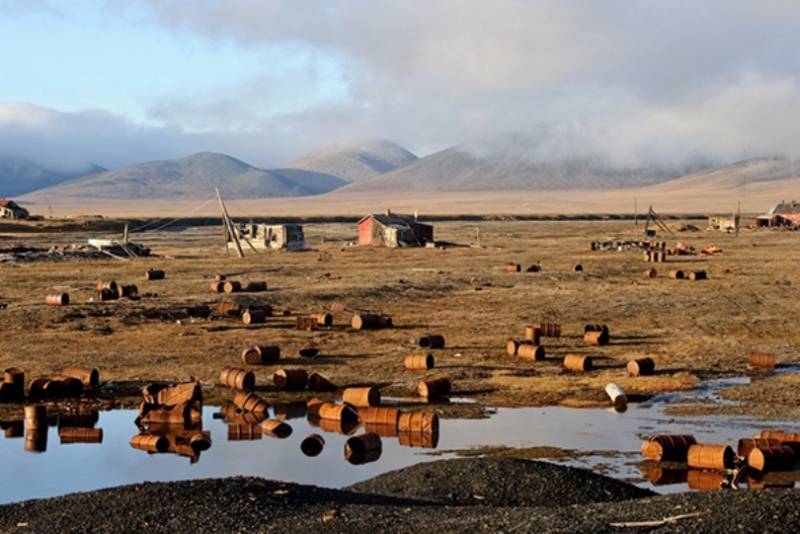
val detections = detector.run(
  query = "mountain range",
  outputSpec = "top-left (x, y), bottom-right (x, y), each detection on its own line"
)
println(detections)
top-left (0, 157), bottom-right (106, 197)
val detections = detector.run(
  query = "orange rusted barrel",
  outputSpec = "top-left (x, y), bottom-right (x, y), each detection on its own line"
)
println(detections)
top-left (272, 401), bottom-right (307, 420)
top-left (59, 427), bottom-right (103, 444)
top-left (261, 419), bottom-right (293, 438)
top-left (299, 343), bottom-right (320, 358)
top-left (524, 326), bottom-right (541, 344)
top-left (223, 281), bottom-right (241, 293)
top-left (644, 268), bottom-right (657, 278)
top-left (296, 316), bottom-right (317, 331)
top-left (640, 434), bottom-right (697, 461)
top-left (96, 281), bottom-right (118, 292)
top-left (314, 313), bottom-right (333, 326)
top-left (627, 358), bottom-right (655, 377)
top-left (687, 469), bottom-right (724, 491)
top-left (758, 429), bottom-right (800, 442)
top-left (419, 377), bottom-right (451, 398)
top-left (3, 367), bottom-right (25, 393)
top-left (418, 334), bottom-right (445, 349)
top-left (399, 430), bottom-right (439, 448)
top-left (342, 387), bottom-right (380, 407)
top-left (317, 415), bottom-right (359, 435)
top-left (241, 345), bottom-right (280, 365)
top-left (24, 428), bottom-right (47, 453)
top-left (51, 374), bottom-right (84, 397)
top-left (583, 330), bottom-right (607, 346)
top-left (28, 377), bottom-right (63, 400)
top-left (345, 432), bottom-right (382, 465)
top-left (749, 352), bottom-right (776, 370)
top-left (24, 405), bottom-right (47, 429)
top-left (405, 354), bottom-right (434, 370)
top-left (130, 433), bottom-right (169, 453)
top-left (273, 369), bottom-right (308, 390)
top-left (210, 281), bottom-right (225, 293)
top-left (504, 262), bottom-right (521, 273)
top-left (748, 445), bottom-right (795, 472)
top-left (242, 309), bottom-right (266, 325)
top-left (232, 391), bottom-right (268, 414)
top-left (365, 422), bottom-right (399, 438)
top-left (357, 407), bottom-right (399, 427)
top-left (535, 322), bottom-right (561, 338)
top-left (219, 367), bottom-right (255, 390)
top-left (60, 367), bottom-right (99, 389)
top-left (45, 292), bottom-right (69, 306)
top-left (518, 344), bottom-right (545, 361)
top-left (141, 404), bottom-right (192, 425)
top-left (738, 438), bottom-right (782, 459)
top-left (217, 300), bottom-right (241, 316)
top-left (145, 269), bottom-right (165, 280)
top-left (306, 398), bottom-right (324, 416)
top-left (351, 314), bottom-right (392, 330)
top-left (563, 354), bottom-right (592, 372)
top-left (244, 281), bottom-right (267, 292)
top-left (227, 424), bottom-right (262, 441)
top-left (668, 269), bottom-right (684, 280)
top-left (120, 284), bottom-right (138, 298)
top-left (639, 466), bottom-right (688, 486)
top-left (301, 434), bottom-right (325, 456)
top-left (689, 270), bottom-right (707, 281)
top-left (506, 339), bottom-right (521, 356)
top-left (687, 444), bottom-right (734, 470)
top-left (318, 402), bottom-right (358, 423)
top-left (398, 412), bottom-right (439, 434)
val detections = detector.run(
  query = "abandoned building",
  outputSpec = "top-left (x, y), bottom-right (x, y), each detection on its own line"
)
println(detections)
top-left (756, 201), bottom-right (800, 227)
top-left (231, 223), bottom-right (307, 250)
top-left (707, 215), bottom-right (738, 232)
top-left (357, 209), bottom-right (434, 247)
top-left (0, 199), bottom-right (29, 220)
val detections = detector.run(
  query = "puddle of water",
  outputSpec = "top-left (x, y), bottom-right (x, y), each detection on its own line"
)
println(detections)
top-left (1, 377), bottom-right (799, 504)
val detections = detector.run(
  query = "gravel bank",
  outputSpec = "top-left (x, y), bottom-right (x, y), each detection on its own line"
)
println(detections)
top-left (1, 458), bottom-right (798, 533)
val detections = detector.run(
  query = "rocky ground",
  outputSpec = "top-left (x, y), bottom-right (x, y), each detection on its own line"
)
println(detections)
top-left (1, 458), bottom-right (798, 533)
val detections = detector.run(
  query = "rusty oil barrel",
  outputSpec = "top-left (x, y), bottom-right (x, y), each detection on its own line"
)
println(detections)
top-left (504, 262), bottom-right (521, 273)
top-left (563, 354), bottom-right (593, 372)
top-left (210, 281), bottom-right (225, 293)
top-left (96, 281), bottom-right (118, 292)
top-left (405, 353), bottom-right (434, 370)
top-left (227, 424), bottom-right (262, 441)
top-left (3, 421), bottom-right (23, 438)
top-left (145, 269), bottom-right (165, 281)
top-left (308, 372), bottom-right (337, 392)
top-left (689, 270), bottom-right (707, 281)
top-left (232, 391), bottom-right (269, 414)
top-left (317, 415), bottom-right (359, 435)
top-left (640, 434), bottom-right (697, 461)
top-left (317, 402), bottom-right (358, 424)
top-left (273, 369), bottom-right (308, 390)
top-left (244, 281), bottom-right (268, 292)
top-left (223, 281), bottom-right (241, 293)
top-left (3, 367), bottom-right (25, 397)
top-left (24, 428), bottom-right (48, 453)
top-left (397, 412), bottom-right (439, 434)
top-left (518, 344), bottom-right (545, 361)
top-left (219, 367), bottom-right (255, 390)
top-left (301, 434), bottom-right (325, 456)
top-left (28, 377), bottom-right (63, 400)
top-left (130, 433), bottom-right (170, 453)
top-left (573, 264), bottom-right (583, 272)
top-left (418, 377), bottom-right (451, 398)
top-left (342, 387), bottom-right (380, 407)
top-left (217, 300), bottom-right (241, 317)
top-left (45, 292), bottom-right (69, 306)
top-left (261, 419), bottom-right (293, 438)
top-left (241, 345), bottom-right (280, 365)
top-left (364, 422), bottom-right (399, 438)
top-left (242, 309), bottom-right (266, 325)
top-left (306, 398), bottom-right (324, 416)
top-left (583, 330), bottom-right (608, 346)
top-left (687, 469), bottom-right (725, 491)
top-left (120, 284), bottom-right (138, 298)
top-left (506, 339), bottom-right (522, 356)
top-left (738, 438), bottom-right (782, 459)
top-left (60, 367), bottom-right (100, 389)
top-left (296, 316), bottom-right (317, 331)
top-left (357, 407), bottom-right (399, 427)
top-left (627, 357), bottom-right (655, 377)
top-left (399, 429), bottom-right (439, 448)
top-left (748, 445), bottom-right (796, 472)
top-left (687, 444), bottom-right (735, 470)
top-left (418, 334), bottom-right (445, 349)
top-left (535, 322), bottom-right (561, 338)
top-left (351, 314), bottom-right (391, 330)
top-left (59, 427), bottom-right (103, 444)
top-left (668, 269), bottom-right (684, 280)
top-left (314, 313), bottom-right (333, 326)
top-left (524, 326), bottom-right (541, 344)
top-left (51, 374), bottom-right (84, 397)
top-left (24, 405), bottom-right (47, 429)
top-left (96, 287), bottom-right (119, 301)
top-left (345, 432), bottom-right (382, 465)
top-left (644, 268), bottom-right (657, 278)
top-left (299, 343), bottom-right (320, 358)
top-left (749, 352), bottom-right (776, 370)
top-left (758, 429), bottom-right (800, 442)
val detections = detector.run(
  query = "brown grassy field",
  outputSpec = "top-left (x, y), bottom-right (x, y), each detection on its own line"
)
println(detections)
top-left (1, 218), bottom-right (799, 419)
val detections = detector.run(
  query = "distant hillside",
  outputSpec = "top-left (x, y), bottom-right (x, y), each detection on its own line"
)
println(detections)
top-left (0, 157), bottom-right (105, 197)
top-left (645, 156), bottom-right (800, 191)
top-left (342, 142), bottom-right (712, 193)
top-left (286, 138), bottom-right (418, 182)
top-left (23, 152), bottom-right (347, 200)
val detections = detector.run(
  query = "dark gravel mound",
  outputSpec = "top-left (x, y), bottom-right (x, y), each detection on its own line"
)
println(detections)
top-left (346, 457), bottom-right (653, 506)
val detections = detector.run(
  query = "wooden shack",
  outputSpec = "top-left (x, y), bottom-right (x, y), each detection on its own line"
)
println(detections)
top-left (357, 209), bottom-right (433, 247)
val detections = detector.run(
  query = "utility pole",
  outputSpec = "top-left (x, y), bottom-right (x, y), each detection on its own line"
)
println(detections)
top-left (215, 187), bottom-right (244, 258)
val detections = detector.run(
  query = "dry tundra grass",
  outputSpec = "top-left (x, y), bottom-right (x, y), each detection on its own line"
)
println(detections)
top-left (1, 218), bottom-right (799, 419)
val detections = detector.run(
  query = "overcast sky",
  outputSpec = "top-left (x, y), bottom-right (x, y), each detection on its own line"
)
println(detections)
top-left (1, 0), bottom-right (799, 171)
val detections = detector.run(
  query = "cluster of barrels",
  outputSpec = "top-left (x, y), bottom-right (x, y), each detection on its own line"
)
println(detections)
top-left (0, 367), bottom-right (100, 402)
top-left (644, 268), bottom-right (708, 280)
top-left (503, 262), bottom-right (544, 273)
top-left (641, 430), bottom-right (800, 490)
top-left (209, 273), bottom-right (268, 295)
top-left (45, 271), bottom-right (165, 306)
top-left (296, 313), bottom-right (333, 331)
top-left (138, 382), bottom-right (203, 427)
top-left (130, 425), bottom-right (211, 462)
top-left (9, 406), bottom-right (103, 453)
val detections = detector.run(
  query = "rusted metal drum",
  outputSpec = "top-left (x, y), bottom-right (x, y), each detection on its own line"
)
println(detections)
top-left (242, 309), bottom-right (266, 325)
top-left (686, 469), bottom-right (724, 491)
top-left (573, 264), bottom-right (583, 272)
top-left (28, 377), bottom-right (63, 400)
top-left (45, 292), bottom-right (69, 306)
top-left (398, 429), bottom-right (439, 448)
top-left (226, 424), bottom-right (262, 441)
top-left (24, 405), bottom-right (47, 429)
top-left (503, 262), bottom-right (521, 273)
top-left (223, 281), bottom-right (241, 293)
top-left (306, 398), bottom-right (324, 416)
top-left (145, 269), bottom-right (165, 281)
top-left (758, 429), bottom-right (800, 443)
top-left (749, 352), bottom-right (776, 370)
top-left (130, 433), bottom-right (169, 453)
top-left (668, 269), bottom-right (684, 280)
top-left (747, 445), bottom-right (795, 472)
top-left (738, 438), bottom-right (782, 459)
top-left (210, 281), bottom-right (225, 293)
top-left (60, 367), bottom-right (100, 389)
top-left (95, 288), bottom-right (118, 301)
top-left (687, 444), bottom-right (735, 470)
top-left (120, 284), bottom-right (138, 298)
top-left (405, 354), bottom-right (434, 370)
top-left (365, 422), bottom-right (399, 438)
top-left (525, 264), bottom-right (541, 272)
top-left (299, 343), bottom-right (320, 358)
top-left (296, 316), bottom-right (317, 331)
top-left (232, 391), bottom-right (268, 414)
top-left (317, 415), bottom-right (359, 435)
top-left (219, 367), bottom-right (255, 390)
top-left (342, 387), bottom-right (380, 407)
top-left (301, 434), bottom-right (325, 456)
top-left (397, 412), bottom-right (439, 434)
top-left (96, 281), bottom-right (118, 292)
top-left (3, 421), bottom-right (23, 438)
top-left (641, 434), bottom-right (697, 461)
top-left (313, 313), bottom-right (333, 326)
top-left (3, 367), bottom-right (25, 392)
top-left (524, 326), bottom-right (541, 344)
top-left (241, 345), bottom-right (280, 365)
top-left (583, 330), bottom-right (607, 346)
top-left (418, 334), bottom-right (445, 349)
top-left (273, 369), bottom-right (308, 390)
top-left (563, 354), bottom-right (592, 372)
top-left (535, 322), bottom-right (561, 338)
top-left (627, 357), bottom-right (655, 377)
top-left (271, 402), bottom-right (306, 421)
top-left (506, 339), bottom-right (522, 356)
top-left (688, 270), bottom-right (707, 281)
top-left (317, 402), bottom-right (358, 424)
top-left (261, 419), bottom-right (293, 438)
top-left (307, 373), bottom-right (337, 392)
top-left (357, 407), bottom-right (399, 426)
top-left (217, 300), bottom-right (241, 316)
top-left (644, 268), bottom-right (657, 278)
top-left (51, 374), bottom-right (84, 397)
top-left (350, 314), bottom-right (392, 330)
top-left (244, 281), bottom-right (267, 292)
top-left (59, 427), bottom-right (103, 444)
top-left (518, 344), bottom-right (545, 361)
top-left (418, 377), bottom-right (451, 399)
top-left (345, 432), bottom-right (382, 465)
top-left (24, 428), bottom-right (47, 453)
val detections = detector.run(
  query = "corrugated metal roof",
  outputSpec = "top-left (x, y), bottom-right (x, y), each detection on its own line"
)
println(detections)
top-left (358, 213), bottom-right (431, 227)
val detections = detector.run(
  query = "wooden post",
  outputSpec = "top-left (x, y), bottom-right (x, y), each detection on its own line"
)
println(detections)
top-left (634, 198), bottom-right (638, 226)
top-left (215, 188), bottom-right (244, 259)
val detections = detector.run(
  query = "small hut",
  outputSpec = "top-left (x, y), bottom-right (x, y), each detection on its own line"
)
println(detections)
top-left (0, 200), bottom-right (29, 220)
top-left (232, 223), bottom-right (307, 250)
top-left (756, 200), bottom-right (800, 227)
top-left (357, 209), bottom-right (433, 247)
